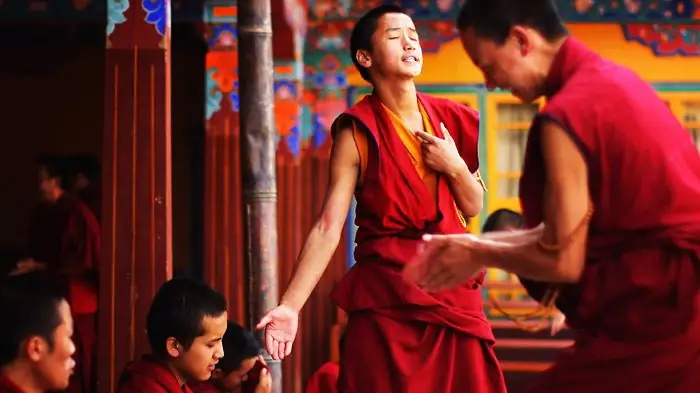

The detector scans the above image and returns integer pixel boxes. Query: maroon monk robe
[27,194,99,393]
[304,362,339,393]
[187,381,219,393]
[0,374,25,393]
[518,37,700,393]
[330,93,506,393]
[118,356,194,393]
[77,179,101,222]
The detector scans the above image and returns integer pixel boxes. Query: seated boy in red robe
[0,274,76,393]
[189,322,270,393]
[117,277,228,393]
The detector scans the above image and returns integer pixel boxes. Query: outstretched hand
[403,233,484,292]
[256,304,299,360]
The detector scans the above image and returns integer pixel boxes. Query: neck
[372,79,418,118]
[1,363,45,393]
[536,36,569,94]
[166,362,187,388]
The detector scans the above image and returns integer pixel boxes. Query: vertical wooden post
[202,1,247,325]
[100,1,172,392]
[238,0,282,392]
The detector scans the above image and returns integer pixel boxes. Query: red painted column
[99,2,172,392]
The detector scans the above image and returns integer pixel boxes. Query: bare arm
[471,121,590,282]
[280,126,359,312]
[447,164,484,218]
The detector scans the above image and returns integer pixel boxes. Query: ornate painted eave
[306,0,700,23]
[3,0,699,23]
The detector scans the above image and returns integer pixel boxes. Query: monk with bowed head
[405,0,700,392]
[117,278,228,393]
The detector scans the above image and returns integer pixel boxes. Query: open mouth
[402,55,420,64]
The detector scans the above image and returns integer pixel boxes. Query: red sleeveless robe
[330,93,506,393]
[519,37,700,393]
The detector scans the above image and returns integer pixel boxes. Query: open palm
[256,304,299,360]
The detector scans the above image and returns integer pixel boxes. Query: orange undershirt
[350,102,472,229]
[352,102,438,199]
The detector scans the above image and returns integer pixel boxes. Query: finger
[405,242,445,284]
[422,268,459,293]
[265,332,275,358]
[417,244,451,287]
[260,369,271,386]
[403,245,434,284]
[277,341,286,360]
[284,340,294,356]
[257,354,268,365]
[256,315,272,330]
[270,338,280,360]
[415,130,440,144]
[440,122,454,143]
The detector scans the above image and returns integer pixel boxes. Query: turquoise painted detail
[203,0,238,23]
[107,0,129,36]
[205,68,223,120]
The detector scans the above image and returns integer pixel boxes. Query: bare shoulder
[330,120,360,167]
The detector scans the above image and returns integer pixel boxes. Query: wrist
[280,297,302,313]
[447,161,469,180]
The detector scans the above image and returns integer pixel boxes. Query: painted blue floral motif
[107,0,129,36]
[312,114,327,148]
[230,80,240,112]
[142,0,167,36]
[205,68,223,120]
[286,124,302,157]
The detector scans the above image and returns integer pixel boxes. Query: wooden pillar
[238,0,282,391]
[100,1,172,392]
[202,1,247,325]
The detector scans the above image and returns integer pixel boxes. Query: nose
[401,34,415,51]
[215,342,224,359]
[68,338,76,356]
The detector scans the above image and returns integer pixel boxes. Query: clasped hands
[403,232,485,292]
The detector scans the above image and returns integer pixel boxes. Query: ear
[509,26,532,56]
[165,337,182,358]
[26,336,48,362]
[355,49,372,69]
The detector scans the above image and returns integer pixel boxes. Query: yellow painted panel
[485,94,544,216]
[348,24,700,86]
